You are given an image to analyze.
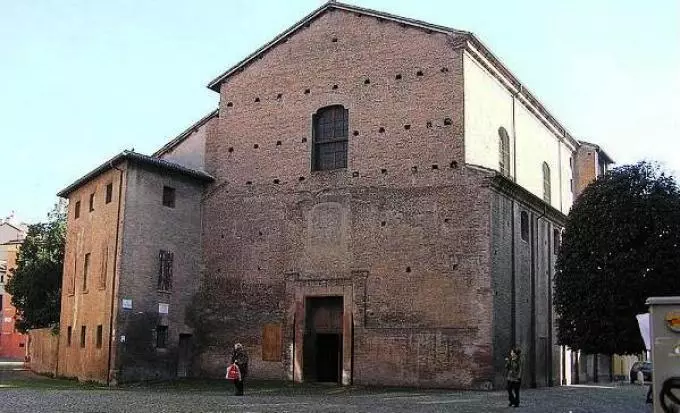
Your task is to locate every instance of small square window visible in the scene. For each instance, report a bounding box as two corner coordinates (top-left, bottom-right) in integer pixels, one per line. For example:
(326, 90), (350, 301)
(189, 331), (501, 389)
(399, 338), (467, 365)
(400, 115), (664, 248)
(162, 186), (176, 208)
(80, 326), (86, 348)
(96, 325), (103, 348)
(105, 183), (113, 204)
(74, 201), (81, 219)
(156, 326), (168, 349)
(89, 193), (95, 212)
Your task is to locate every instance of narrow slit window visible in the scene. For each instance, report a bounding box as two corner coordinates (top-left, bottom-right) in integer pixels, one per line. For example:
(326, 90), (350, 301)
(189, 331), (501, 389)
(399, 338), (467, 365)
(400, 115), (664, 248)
(96, 325), (103, 349)
(162, 186), (176, 208)
(520, 211), (529, 242)
(80, 326), (86, 348)
(105, 183), (113, 204)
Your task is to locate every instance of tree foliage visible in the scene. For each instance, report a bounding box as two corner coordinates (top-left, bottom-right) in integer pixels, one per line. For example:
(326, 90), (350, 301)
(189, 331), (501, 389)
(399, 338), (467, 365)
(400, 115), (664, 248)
(5, 203), (66, 332)
(555, 162), (680, 354)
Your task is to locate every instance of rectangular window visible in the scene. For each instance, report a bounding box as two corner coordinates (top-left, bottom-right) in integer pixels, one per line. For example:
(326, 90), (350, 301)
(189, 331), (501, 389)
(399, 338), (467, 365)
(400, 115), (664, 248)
(156, 326), (168, 349)
(80, 326), (86, 348)
(89, 193), (95, 212)
(105, 183), (113, 204)
(96, 325), (103, 348)
(162, 186), (176, 208)
(520, 211), (529, 242)
(67, 326), (72, 347)
(74, 201), (81, 219)
(83, 253), (90, 291)
(157, 250), (174, 291)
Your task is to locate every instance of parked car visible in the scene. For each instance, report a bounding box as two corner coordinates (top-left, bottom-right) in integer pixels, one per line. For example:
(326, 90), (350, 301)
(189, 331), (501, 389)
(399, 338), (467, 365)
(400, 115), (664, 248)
(630, 361), (652, 383)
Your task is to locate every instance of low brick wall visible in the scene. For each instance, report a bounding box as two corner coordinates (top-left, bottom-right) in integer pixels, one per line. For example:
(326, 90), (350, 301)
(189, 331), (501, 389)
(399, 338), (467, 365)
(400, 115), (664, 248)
(27, 328), (58, 376)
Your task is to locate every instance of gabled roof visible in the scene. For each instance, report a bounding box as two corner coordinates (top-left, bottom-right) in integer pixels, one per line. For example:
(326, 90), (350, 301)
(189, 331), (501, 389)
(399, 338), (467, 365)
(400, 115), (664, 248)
(0, 221), (24, 233)
(206, 1), (579, 149)
(207, 1), (467, 92)
(57, 151), (215, 198)
(153, 109), (218, 158)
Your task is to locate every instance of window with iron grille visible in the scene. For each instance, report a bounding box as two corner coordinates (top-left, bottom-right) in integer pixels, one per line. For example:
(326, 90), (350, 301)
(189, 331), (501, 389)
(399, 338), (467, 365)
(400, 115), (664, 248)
(312, 105), (348, 171)
(158, 250), (174, 291)
(498, 126), (511, 176)
(156, 326), (168, 349)
(542, 162), (551, 204)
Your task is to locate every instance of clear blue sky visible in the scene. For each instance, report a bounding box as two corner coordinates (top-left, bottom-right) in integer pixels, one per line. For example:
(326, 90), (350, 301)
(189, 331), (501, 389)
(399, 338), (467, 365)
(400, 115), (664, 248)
(1, 0), (678, 224)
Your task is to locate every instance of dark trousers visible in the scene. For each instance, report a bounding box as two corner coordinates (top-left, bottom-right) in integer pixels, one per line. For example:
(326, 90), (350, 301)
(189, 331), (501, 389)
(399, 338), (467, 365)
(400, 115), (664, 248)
(507, 380), (521, 406)
(234, 379), (244, 395)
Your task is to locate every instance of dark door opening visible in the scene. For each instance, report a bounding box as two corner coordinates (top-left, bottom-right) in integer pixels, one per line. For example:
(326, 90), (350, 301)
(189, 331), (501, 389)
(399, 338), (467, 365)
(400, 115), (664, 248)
(316, 333), (341, 382)
(303, 296), (343, 383)
(177, 334), (192, 378)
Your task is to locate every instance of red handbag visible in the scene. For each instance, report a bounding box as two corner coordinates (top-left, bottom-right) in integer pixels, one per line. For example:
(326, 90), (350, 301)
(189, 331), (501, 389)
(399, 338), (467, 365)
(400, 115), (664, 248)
(226, 363), (241, 381)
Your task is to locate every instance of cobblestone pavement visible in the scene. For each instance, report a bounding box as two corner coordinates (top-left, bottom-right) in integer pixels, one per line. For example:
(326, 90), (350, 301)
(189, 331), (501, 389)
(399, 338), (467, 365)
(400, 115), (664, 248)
(0, 381), (655, 413)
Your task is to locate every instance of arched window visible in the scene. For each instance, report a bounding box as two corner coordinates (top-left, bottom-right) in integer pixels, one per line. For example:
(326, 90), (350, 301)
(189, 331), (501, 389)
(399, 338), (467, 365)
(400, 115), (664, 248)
(498, 126), (510, 176)
(312, 105), (348, 171)
(542, 162), (551, 203)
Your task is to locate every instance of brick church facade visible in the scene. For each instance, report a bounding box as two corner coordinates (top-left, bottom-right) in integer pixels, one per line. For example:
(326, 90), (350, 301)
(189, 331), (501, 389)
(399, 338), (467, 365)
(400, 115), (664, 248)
(55, 2), (611, 388)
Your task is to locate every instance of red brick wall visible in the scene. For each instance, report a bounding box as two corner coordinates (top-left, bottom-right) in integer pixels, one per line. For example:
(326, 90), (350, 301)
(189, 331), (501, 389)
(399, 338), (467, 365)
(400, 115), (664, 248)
(197, 9), (495, 388)
(0, 246), (27, 360)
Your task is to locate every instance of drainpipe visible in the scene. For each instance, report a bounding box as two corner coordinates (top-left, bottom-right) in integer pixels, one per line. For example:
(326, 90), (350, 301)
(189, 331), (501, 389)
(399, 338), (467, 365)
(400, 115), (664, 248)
(531, 205), (547, 388)
(512, 93), (518, 183)
(510, 201), (516, 345)
(106, 162), (124, 386)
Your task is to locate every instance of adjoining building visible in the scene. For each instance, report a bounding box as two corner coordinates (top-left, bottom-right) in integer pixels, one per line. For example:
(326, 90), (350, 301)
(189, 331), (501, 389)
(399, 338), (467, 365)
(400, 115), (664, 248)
(55, 152), (212, 383)
(56, 1), (612, 388)
(0, 220), (28, 359)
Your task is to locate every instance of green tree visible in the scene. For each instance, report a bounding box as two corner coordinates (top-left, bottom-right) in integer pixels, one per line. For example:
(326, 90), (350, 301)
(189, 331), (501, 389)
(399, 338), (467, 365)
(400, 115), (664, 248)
(6, 203), (66, 332)
(555, 162), (680, 355)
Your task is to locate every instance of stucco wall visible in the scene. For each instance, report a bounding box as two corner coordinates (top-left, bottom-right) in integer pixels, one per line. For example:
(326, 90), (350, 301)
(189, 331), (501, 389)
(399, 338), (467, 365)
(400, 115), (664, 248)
(58, 166), (126, 382)
(114, 164), (205, 382)
(462, 52), (575, 214)
(158, 117), (215, 172)
(27, 328), (58, 376)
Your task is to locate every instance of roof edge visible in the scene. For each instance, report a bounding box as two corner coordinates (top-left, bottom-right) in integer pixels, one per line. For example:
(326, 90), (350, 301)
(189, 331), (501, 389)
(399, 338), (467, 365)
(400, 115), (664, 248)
(206, 1), (469, 92)
(57, 151), (214, 198)
(152, 109), (218, 158)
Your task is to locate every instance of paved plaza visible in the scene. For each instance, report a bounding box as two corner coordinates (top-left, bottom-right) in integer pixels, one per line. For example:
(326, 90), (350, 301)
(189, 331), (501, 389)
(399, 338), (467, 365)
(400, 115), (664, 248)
(0, 362), (654, 413)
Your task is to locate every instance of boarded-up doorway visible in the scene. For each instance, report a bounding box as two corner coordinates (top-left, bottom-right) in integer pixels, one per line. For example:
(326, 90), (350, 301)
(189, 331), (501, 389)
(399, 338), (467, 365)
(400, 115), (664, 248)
(177, 334), (192, 378)
(303, 296), (343, 383)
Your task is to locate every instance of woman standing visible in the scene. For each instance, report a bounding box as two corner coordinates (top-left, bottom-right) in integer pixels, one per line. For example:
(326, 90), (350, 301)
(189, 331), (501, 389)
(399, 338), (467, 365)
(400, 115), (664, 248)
(505, 347), (523, 407)
(231, 343), (249, 396)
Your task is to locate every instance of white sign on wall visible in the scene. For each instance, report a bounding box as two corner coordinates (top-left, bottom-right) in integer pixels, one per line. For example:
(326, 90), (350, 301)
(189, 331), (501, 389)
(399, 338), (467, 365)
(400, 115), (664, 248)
(122, 299), (132, 310)
(4, 317), (12, 323)
(158, 303), (169, 314)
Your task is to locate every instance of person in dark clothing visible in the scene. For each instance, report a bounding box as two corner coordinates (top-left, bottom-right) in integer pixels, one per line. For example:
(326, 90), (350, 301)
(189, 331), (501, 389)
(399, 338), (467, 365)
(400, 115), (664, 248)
(231, 343), (249, 396)
(505, 347), (523, 408)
